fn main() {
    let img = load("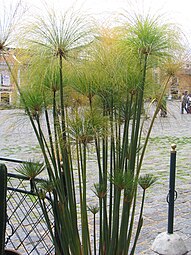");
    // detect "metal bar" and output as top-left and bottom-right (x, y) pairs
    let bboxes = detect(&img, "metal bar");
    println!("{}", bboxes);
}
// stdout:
(1, 160), (54, 254)
(7, 187), (37, 196)
(0, 157), (29, 164)
(167, 144), (177, 234)
(7, 172), (42, 182)
(8, 172), (30, 180)
(0, 164), (7, 254)
(7, 184), (51, 201)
